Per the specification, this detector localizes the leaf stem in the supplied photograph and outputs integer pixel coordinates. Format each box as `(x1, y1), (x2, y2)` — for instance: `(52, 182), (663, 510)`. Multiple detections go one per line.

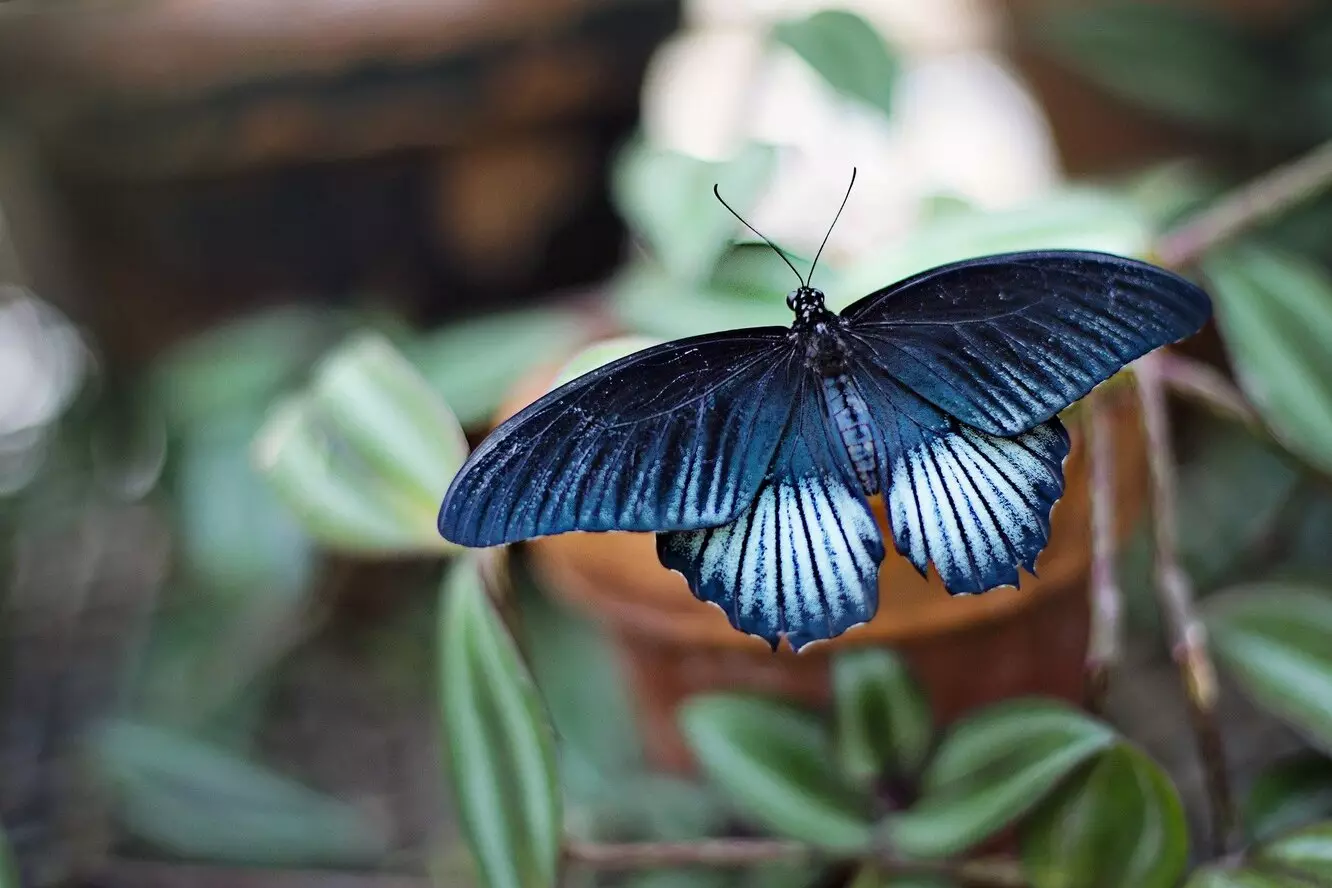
(1134, 355), (1235, 855)
(1154, 138), (1332, 268)
(563, 839), (1028, 886)
(1084, 389), (1120, 714)
(1148, 352), (1258, 429)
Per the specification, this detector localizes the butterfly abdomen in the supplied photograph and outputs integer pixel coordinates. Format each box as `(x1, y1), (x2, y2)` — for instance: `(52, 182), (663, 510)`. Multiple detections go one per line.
(821, 374), (881, 496)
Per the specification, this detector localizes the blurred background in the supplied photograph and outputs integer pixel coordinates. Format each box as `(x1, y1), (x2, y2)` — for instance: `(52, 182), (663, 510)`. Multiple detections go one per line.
(2, 0), (1332, 886)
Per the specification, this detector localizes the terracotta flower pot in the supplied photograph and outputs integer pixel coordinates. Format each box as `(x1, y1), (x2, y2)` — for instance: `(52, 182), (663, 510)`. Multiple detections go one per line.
(498, 362), (1148, 774)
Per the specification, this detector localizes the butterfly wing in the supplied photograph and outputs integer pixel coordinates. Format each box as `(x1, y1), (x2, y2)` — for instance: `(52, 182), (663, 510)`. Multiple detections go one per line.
(840, 250), (1211, 436)
(848, 350), (1071, 595)
(658, 373), (885, 652)
(438, 329), (799, 547)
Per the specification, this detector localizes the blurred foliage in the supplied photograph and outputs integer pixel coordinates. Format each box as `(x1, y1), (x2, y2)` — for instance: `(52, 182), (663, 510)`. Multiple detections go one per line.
(439, 554), (561, 888)
(6, 1), (1332, 887)
(773, 10), (898, 119)
(0, 831), (13, 888)
(1242, 751), (1332, 844)
(1020, 745), (1188, 888)
(406, 306), (591, 429)
(89, 720), (389, 866)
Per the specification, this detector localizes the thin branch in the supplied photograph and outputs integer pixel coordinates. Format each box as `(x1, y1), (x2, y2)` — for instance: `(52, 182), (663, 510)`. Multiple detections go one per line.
(1150, 352), (1258, 428)
(1084, 389), (1121, 714)
(1135, 355), (1235, 856)
(1155, 138), (1332, 268)
(564, 839), (1028, 886)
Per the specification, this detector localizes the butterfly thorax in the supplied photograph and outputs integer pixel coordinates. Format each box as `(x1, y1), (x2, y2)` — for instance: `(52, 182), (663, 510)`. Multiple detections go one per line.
(787, 286), (850, 376)
(786, 286), (882, 495)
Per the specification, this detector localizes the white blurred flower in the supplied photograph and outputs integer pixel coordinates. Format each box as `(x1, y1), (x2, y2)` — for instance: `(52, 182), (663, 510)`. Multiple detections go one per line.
(0, 287), (89, 493)
(0, 287), (87, 438)
(641, 0), (1061, 267)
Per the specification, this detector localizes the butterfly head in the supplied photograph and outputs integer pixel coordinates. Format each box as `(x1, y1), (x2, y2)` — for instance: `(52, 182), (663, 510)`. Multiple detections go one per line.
(786, 286), (828, 322)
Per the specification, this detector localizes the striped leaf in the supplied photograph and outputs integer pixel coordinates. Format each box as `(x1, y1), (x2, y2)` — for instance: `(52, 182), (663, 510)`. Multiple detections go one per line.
(439, 555), (562, 888)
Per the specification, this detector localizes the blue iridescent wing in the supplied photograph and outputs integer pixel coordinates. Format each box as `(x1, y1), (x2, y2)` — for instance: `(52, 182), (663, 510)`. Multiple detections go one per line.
(657, 372), (885, 652)
(847, 349), (1070, 595)
(438, 329), (798, 547)
(839, 250), (1211, 436)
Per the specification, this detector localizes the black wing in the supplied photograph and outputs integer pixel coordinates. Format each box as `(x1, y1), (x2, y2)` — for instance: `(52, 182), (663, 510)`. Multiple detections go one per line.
(846, 349), (1070, 595)
(438, 329), (799, 547)
(840, 250), (1211, 436)
(658, 373), (885, 652)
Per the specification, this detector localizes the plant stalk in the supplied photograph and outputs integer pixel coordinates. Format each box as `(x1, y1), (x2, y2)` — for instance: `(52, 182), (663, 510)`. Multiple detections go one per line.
(1135, 355), (1234, 855)
(1149, 352), (1257, 429)
(1155, 137), (1332, 268)
(1084, 389), (1120, 714)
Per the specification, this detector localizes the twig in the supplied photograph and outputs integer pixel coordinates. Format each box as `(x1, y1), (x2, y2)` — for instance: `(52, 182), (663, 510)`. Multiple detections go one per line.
(1135, 355), (1234, 856)
(93, 858), (428, 888)
(1150, 352), (1258, 429)
(1155, 137), (1332, 268)
(564, 839), (1027, 886)
(1084, 389), (1120, 714)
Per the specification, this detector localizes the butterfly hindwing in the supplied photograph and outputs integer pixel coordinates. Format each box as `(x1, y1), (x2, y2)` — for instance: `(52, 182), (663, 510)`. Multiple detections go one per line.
(438, 329), (799, 547)
(840, 250), (1211, 436)
(657, 376), (885, 652)
(886, 416), (1070, 594)
(845, 349), (1071, 595)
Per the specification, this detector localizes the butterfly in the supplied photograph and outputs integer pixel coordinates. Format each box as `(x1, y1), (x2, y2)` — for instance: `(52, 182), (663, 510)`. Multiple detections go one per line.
(437, 171), (1212, 651)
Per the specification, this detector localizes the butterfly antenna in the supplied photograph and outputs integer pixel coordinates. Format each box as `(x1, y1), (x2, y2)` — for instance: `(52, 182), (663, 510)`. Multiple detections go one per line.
(807, 167), (857, 286)
(712, 183), (805, 287)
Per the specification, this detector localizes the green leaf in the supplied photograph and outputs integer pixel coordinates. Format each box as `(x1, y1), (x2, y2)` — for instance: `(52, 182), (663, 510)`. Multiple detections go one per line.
(832, 648), (932, 786)
(831, 188), (1152, 305)
(612, 138), (776, 284)
(439, 555), (562, 888)
(680, 694), (873, 850)
(774, 10), (898, 118)
(130, 590), (301, 750)
(511, 558), (643, 801)
(737, 863), (829, 888)
(1203, 584), (1332, 753)
(550, 336), (665, 391)
(310, 333), (470, 511)
(408, 307), (590, 429)
(151, 305), (345, 430)
(0, 828), (15, 888)
(625, 872), (734, 888)
(887, 699), (1116, 859)
(847, 865), (955, 888)
(572, 774), (727, 843)
(1202, 244), (1332, 475)
(1035, 2), (1272, 131)
(1254, 821), (1332, 880)
(1244, 752), (1332, 843)
(89, 720), (388, 866)
(253, 393), (455, 556)
(612, 257), (789, 340)
(1183, 867), (1290, 888)
(1020, 744), (1187, 888)
(173, 416), (315, 599)
(712, 242), (814, 302)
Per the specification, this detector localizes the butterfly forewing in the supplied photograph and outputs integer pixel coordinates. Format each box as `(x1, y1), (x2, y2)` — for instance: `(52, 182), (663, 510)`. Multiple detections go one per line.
(840, 250), (1211, 436)
(437, 329), (799, 547)
(657, 373), (885, 651)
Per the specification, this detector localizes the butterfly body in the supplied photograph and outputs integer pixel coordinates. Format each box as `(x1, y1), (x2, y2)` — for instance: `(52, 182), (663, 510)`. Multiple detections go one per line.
(438, 249), (1212, 652)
